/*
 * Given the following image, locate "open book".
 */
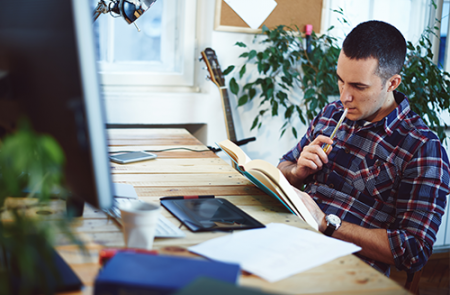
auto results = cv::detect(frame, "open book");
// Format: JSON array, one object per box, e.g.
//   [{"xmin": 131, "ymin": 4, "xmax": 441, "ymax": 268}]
[{"xmin": 217, "ymin": 140, "xmax": 319, "ymax": 231}]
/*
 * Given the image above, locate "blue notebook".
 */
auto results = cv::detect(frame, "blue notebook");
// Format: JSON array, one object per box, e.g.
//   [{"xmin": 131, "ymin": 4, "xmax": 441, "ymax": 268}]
[{"xmin": 94, "ymin": 252, "xmax": 241, "ymax": 295}]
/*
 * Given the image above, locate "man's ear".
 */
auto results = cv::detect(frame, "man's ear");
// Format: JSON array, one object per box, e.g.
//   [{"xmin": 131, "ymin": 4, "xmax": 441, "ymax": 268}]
[{"xmin": 387, "ymin": 74, "xmax": 402, "ymax": 92}]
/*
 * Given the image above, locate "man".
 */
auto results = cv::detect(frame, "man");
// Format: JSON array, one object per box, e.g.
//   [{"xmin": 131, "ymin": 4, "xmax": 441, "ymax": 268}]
[{"xmin": 278, "ymin": 20, "xmax": 450, "ymax": 275}]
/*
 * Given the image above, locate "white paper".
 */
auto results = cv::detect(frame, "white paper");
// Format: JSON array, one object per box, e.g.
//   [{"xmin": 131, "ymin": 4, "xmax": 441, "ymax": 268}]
[
  {"xmin": 224, "ymin": 0, "xmax": 277, "ymax": 29},
  {"xmin": 189, "ymin": 223, "xmax": 361, "ymax": 282}
]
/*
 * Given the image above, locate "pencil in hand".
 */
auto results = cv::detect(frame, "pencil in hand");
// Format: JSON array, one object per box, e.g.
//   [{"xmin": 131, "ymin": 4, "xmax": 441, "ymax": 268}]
[{"xmin": 323, "ymin": 108, "xmax": 348, "ymax": 153}]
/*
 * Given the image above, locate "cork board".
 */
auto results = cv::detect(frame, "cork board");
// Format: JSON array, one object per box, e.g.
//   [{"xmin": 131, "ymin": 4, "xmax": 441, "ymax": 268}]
[{"xmin": 215, "ymin": 0, "xmax": 325, "ymax": 34}]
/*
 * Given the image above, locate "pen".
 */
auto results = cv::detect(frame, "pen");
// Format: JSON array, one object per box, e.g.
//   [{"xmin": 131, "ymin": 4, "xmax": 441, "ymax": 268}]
[
  {"xmin": 159, "ymin": 195, "xmax": 215, "ymax": 200},
  {"xmin": 322, "ymin": 108, "xmax": 348, "ymax": 153}
]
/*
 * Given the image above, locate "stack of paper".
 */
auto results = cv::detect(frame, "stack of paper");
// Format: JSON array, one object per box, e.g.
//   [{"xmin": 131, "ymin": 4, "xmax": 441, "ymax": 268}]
[{"xmin": 189, "ymin": 223, "xmax": 361, "ymax": 282}]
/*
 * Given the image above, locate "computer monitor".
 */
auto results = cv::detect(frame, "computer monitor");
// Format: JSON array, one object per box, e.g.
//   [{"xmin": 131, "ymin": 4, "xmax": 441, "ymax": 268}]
[{"xmin": 0, "ymin": 0, "xmax": 114, "ymax": 212}]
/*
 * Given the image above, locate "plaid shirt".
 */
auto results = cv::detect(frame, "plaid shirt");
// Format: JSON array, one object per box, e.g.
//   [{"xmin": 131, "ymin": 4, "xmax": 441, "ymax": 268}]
[{"xmin": 280, "ymin": 91, "xmax": 449, "ymax": 275}]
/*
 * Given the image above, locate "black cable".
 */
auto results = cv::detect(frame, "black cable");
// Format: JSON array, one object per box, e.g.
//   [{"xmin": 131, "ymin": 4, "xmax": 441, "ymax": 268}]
[
  {"xmin": 109, "ymin": 147, "xmax": 211, "ymax": 154},
  {"xmin": 109, "ymin": 137, "xmax": 255, "ymax": 154}
]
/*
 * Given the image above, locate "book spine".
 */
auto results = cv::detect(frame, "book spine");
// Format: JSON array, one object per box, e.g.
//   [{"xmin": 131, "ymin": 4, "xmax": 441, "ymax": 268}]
[{"xmin": 94, "ymin": 282, "xmax": 172, "ymax": 295}]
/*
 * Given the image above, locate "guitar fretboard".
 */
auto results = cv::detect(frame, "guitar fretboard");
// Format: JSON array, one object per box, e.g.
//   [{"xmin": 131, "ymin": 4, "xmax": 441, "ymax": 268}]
[{"xmin": 220, "ymin": 88, "xmax": 237, "ymax": 142}]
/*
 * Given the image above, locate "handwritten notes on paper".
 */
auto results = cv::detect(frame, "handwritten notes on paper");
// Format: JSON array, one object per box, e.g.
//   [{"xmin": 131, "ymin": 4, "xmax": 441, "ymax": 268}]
[{"xmin": 189, "ymin": 223, "xmax": 361, "ymax": 282}]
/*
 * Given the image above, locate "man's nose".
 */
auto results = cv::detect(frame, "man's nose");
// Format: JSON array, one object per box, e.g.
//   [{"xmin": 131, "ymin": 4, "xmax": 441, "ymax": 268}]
[{"xmin": 340, "ymin": 85, "xmax": 353, "ymax": 102}]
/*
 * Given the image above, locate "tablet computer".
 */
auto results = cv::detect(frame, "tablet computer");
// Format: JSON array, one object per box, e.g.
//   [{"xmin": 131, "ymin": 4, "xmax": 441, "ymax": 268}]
[
  {"xmin": 110, "ymin": 151, "xmax": 157, "ymax": 164},
  {"xmin": 160, "ymin": 196, "xmax": 265, "ymax": 232}
]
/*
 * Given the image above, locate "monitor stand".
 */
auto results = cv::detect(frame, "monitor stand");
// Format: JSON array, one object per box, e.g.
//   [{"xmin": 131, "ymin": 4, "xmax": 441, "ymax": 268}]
[{"xmin": 66, "ymin": 195, "xmax": 85, "ymax": 217}]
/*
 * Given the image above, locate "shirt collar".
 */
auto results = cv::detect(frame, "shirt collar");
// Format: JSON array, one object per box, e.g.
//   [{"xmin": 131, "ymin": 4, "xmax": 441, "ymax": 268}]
[
  {"xmin": 383, "ymin": 91, "xmax": 410, "ymax": 136},
  {"xmin": 353, "ymin": 91, "xmax": 410, "ymax": 135}
]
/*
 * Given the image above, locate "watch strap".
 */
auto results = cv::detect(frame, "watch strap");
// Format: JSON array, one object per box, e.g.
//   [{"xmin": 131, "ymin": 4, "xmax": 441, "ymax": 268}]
[{"xmin": 324, "ymin": 223, "xmax": 336, "ymax": 237}]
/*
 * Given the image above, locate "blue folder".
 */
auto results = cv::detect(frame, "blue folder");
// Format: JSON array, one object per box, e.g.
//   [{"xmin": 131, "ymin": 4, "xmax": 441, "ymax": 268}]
[{"xmin": 94, "ymin": 252, "xmax": 241, "ymax": 295}]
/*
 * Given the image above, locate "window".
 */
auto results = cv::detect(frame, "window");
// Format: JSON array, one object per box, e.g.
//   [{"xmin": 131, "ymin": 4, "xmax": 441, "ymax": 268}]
[
  {"xmin": 322, "ymin": 0, "xmax": 432, "ymax": 46},
  {"xmin": 438, "ymin": 0, "xmax": 450, "ymax": 69},
  {"xmin": 92, "ymin": 0, "xmax": 197, "ymax": 91}
]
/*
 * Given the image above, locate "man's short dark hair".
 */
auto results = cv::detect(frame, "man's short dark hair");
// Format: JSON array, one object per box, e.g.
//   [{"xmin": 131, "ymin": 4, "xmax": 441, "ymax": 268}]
[{"xmin": 342, "ymin": 20, "xmax": 406, "ymax": 83}]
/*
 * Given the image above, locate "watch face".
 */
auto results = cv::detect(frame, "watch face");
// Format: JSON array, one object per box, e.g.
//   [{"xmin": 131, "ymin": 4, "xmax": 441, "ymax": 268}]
[{"xmin": 326, "ymin": 214, "xmax": 341, "ymax": 225}]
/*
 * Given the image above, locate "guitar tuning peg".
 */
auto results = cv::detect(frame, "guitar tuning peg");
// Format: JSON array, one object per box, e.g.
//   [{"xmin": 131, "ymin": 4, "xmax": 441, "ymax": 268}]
[
  {"xmin": 202, "ymin": 67, "xmax": 207, "ymax": 70},
  {"xmin": 205, "ymin": 76, "xmax": 211, "ymax": 81},
  {"xmin": 198, "ymin": 56, "xmax": 203, "ymax": 61}
]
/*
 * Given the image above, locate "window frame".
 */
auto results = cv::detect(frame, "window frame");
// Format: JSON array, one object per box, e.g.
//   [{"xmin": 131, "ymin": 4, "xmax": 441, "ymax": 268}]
[{"xmin": 96, "ymin": 0, "xmax": 198, "ymax": 92}]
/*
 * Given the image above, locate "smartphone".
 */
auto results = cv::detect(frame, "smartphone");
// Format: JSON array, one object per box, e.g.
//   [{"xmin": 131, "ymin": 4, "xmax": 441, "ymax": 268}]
[{"xmin": 109, "ymin": 151, "xmax": 157, "ymax": 164}]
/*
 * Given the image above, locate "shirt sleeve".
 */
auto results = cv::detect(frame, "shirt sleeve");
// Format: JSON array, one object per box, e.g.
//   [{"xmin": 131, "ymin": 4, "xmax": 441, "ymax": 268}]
[{"xmin": 388, "ymin": 138, "xmax": 450, "ymax": 273}]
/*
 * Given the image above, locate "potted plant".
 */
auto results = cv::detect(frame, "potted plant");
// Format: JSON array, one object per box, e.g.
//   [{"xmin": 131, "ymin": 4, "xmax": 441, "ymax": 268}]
[
  {"xmin": 226, "ymin": 16, "xmax": 450, "ymax": 143},
  {"xmin": 0, "ymin": 120, "xmax": 80, "ymax": 295},
  {"xmin": 224, "ymin": 23, "xmax": 341, "ymax": 139}
]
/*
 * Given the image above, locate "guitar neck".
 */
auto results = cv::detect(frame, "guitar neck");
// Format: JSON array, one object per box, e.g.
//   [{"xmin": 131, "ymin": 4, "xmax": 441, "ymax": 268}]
[{"xmin": 220, "ymin": 87, "xmax": 237, "ymax": 142}]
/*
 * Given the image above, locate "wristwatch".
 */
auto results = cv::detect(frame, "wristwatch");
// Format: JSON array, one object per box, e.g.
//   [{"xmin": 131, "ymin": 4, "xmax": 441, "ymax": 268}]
[{"xmin": 324, "ymin": 214, "xmax": 341, "ymax": 237}]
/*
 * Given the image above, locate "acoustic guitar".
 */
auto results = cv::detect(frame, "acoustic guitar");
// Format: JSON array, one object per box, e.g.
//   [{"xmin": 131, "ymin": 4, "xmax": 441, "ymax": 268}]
[{"xmin": 200, "ymin": 47, "xmax": 255, "ymax": 148}]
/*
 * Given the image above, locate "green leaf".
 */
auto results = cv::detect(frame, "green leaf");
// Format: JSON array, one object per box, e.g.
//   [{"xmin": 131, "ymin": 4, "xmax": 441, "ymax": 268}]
[
  {"xmin": 271, "ymin": 101, "xmax": 278, "ymax": 116},
  {"xmin": 266, "ymin": 87, "xmax": 274, "ymax": 99},
  {"xmin": 235, "ymin": 42, "xmax": 247, "ymax": 48},
  {"xmin": 222, "ymin": 65, "xmax": 235, "ymax": 76},
  {"xmin": 304, "ymin": 88, "xmax": 316, "ymax": 99},
  {"xmin": 239, "ymin": 64, "xmax": 247, "ymax": 79},
  {"xmin": 249, "ymin": 88, "xmax": 257, "ymax": 100},
  {"xmin": 284, "ymin": 105, "xmax": 294, "ymax": 119},
  {"xmin": 276, "ymin": 91, "xmax": 288, "ymax": 101},
  {"xmin": 250, "ymin": 116, "xmax": 259, "ymax": 130},
  {"xmin": 238, "ymin": 94, "xmax": 249, "ymax": 106},
  {"xmin": 229, "ymin": 78, "xmax": 239, "ymax": 95},
  {"xmin": 292, "ymin": 127, "xmax": 298, "ymax": 139}
]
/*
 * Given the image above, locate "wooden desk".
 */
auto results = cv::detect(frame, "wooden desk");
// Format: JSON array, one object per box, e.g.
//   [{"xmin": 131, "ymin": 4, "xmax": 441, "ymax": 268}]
[{"xmin": 59, "ymin": 128, "xmax": 409, "ymax": 295}]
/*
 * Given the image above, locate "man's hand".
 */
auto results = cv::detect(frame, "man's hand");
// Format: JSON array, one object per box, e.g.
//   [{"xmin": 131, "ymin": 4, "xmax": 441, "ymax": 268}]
[{"xmin": 278, "ymin": 135, "xmax": 333, "ymax": 187}]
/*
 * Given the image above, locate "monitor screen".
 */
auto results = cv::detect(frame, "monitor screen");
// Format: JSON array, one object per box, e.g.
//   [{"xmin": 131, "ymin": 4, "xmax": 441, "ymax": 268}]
[{"xmin": 0, "ymin": 0, "xmax": 114, "ymax": 211}]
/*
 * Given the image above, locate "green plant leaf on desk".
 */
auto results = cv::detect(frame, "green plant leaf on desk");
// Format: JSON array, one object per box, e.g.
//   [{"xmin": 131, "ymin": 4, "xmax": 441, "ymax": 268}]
[
  {"xmin": 0, "ymin": 119, "xmax": 82, "ymax": 295},
  {"xmin": 0, "ymin": 120, "xmax": 65, "ymax": 206}
]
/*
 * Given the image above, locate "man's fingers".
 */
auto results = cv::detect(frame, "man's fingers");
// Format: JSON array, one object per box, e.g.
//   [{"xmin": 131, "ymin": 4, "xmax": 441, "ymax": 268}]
[
  {"xmin": 311, "ymin": 135, "xmax": 333, "ymax": 146},
  {"xmin": 299, "ymin": 151, "xmax": 322, "ymax": 170}
]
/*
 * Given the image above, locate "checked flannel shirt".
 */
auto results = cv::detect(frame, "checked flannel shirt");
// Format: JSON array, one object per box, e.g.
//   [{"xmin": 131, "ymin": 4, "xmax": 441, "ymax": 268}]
[{"xmin": 280, "ymin": 91, "xmax": 450, "ymax": 275}]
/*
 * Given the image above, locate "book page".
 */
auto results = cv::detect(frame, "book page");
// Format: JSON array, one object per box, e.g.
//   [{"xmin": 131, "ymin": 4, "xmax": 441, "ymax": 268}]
[
  {"xmin": 244, "ymin": 160, "xmax": 319, "ymax": 231},
  {"xmin": 217, "ymin": 140, "xmax": 252, "ymax": 167}
]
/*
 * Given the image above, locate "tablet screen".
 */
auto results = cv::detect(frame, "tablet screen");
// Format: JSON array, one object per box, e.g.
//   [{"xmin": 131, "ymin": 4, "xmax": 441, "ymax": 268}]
[{"xmin": 161, "ymin": 198, "xmax": 265, "ymax": 232}]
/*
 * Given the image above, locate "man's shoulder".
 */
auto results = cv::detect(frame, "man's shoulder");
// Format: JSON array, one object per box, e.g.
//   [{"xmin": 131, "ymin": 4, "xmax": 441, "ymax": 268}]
[
  {"xmin": 401, "ymin": 110, "xmax": 439, "ymax": 142},
  {"xmin": 393, "ymin": 92, "xmax": 439, "ymax": 142},
  {"xmin": 398, "ymin": 110, "xmax": 449, "ymax": 166}
]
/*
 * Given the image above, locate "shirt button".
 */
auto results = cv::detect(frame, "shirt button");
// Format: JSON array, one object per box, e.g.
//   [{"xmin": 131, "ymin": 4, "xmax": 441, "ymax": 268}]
[
  {"xmin": 345, "ymin": 148, "xmax": 350, "ymax": 153},
  {"xmin": 328, "ymin": 183, "xmax": 334, "ymax": 189}
]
